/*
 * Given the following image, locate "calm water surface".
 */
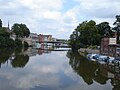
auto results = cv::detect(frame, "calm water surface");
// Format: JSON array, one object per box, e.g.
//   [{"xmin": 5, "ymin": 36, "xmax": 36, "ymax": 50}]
[{"xmin": 0, "ymin": 48, "xmax": 119, "ymax": 90}]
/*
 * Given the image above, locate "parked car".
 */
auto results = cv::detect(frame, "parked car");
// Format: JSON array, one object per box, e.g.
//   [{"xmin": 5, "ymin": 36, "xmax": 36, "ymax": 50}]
[
  {"xmin": 87, "ymin": 54, "xmax": 98, "ymax": 61},
  {"xmin": 87, "ymin": 54, "xmax": 115, "ymax": 63},
  {"xmin": 112, "ymin": 59, "xmax": 120, "ymax": 66}
]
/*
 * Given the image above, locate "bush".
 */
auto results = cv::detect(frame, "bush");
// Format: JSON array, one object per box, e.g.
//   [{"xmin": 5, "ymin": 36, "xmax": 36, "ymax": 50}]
[
  {"xmin": 0, "ymin": 36, "xmax": 6, "ymax": 46},
  {"xmin": 7, "ymin": 38, "xmax": 15, "ymax": 47},
  {"xmin": 15, "ymin": 39, "xmax": 22, "ymax": 47}
]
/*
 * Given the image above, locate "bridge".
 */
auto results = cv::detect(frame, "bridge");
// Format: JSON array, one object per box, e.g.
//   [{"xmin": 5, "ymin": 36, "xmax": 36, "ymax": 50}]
[
  {"xmin": 38, "ymin": 40, "xmax": 69, "ymax": 48},
  {"xmin": 41, "ymin": 41, "xmax": 64, "ymax": 43}
]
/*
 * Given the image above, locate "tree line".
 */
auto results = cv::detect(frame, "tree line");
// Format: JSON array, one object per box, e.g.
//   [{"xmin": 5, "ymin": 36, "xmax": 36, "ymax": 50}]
[
  {"xmin": 0, "ymin": 19, "xmax": 30, "ymax": 47},
  {"xmin": 69, "ymin": 15, "xmax": 120, "ymax": 51}
]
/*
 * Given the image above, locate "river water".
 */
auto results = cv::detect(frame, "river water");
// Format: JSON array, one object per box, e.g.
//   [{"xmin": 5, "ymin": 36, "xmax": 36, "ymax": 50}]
[{"xmin": 0, "ymin": 47, "xmax": 119, "ymax": 90}]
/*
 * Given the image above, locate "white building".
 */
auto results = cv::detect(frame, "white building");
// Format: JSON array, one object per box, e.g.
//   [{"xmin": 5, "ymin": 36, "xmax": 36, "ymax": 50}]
[
  {"xmin": 21, "ymin": 33, "xmax": 40, "ymax": 48},
  {"xmin": 27, "ymin": 33, "xmax": 40, "ymax": 47}
]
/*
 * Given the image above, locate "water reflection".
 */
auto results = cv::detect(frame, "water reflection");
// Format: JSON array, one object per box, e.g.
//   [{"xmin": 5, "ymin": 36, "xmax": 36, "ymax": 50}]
[
  {"xmin": 0, "ymin": 47, "xmax": 73, "ymax": 90},
  {"xmin": 67, "ymin": 51, "xmax": 99, "ymax": 85},
  {"xmin": 1, "ymin": 48, "xmax": 120, "ymax": 90},
  {"xmin": 0, "ymin": 47, "xmax": 67, "ymax": 68},
  {"xmin": 11, "ymin": 55, "xmax": 29, "ymax": 68},
  {"xmin": 67, "ymin": 51, "xmax": 120, "ymax": 90},
  {"xmin": 0, "ymin": 47, "xmax": 30, "ymax": 68},
  {"xmin": 0, "ymin": 48, "xmax": 14, "ymax": 68}
]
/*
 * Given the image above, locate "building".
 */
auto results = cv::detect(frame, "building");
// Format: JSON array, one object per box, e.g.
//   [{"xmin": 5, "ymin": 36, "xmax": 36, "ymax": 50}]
[
  {"xmin": 38, "ymin": 34, "xmax": 53, "ymax": 49},
  {"xmin": 21, "ymin": 37, "xmax": 32, "ymax": 46},
  {"xmin": 100, "ymin": 37, "xmax": 120, "ymax": 57},
  {"xmin": 38, "ymin": 34, "xmax": 44, "ymax": 43},
  {"xmin": 22, "ymin": 33, "xmax": 40, "ymax": 48},
  {"xmin": 38, "ymin": 34, "xmax": 52, "ymax": 43},
  {"xmin": 29, "ymin": 33, "xmax": 40, "ymax": 47}
]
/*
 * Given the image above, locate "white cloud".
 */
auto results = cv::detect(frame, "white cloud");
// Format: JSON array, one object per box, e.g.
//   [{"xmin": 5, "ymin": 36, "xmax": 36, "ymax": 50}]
[
  {"xmin": 42, "ymin": 11, "xmax": 61, "ymax": 20},
  {"xmin": 75, "ymin": 0, "xmax": 120, "ymax": 18},
  {"xmin": 0, "ymin": 0, "xmax": 120, "ymax": 39}
]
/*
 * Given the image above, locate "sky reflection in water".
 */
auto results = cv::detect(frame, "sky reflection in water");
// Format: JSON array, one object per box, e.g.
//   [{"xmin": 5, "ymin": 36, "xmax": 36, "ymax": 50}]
[{"xmin": 0, "ymin": 48, "xmax": 114, "ymax": 90}]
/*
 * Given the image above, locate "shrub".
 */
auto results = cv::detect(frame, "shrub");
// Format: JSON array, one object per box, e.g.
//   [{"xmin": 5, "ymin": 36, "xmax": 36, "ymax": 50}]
[
  {"xmin": 15, "ymin": 39, "xmax": 22, "ymax": 47},
  {"xmin": 7, "ymin": 38, "xmax": 15, "ymax": 47}
]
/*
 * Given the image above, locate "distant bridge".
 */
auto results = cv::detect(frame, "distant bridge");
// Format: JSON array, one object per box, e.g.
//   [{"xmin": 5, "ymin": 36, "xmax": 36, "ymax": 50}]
[
  {"xmin": 39, "ymin": 41, "xmax": 69, "ymax": 47},
  {"xmin": 41, "ymin": 41, "xmax": 63, "ymax": 43}
]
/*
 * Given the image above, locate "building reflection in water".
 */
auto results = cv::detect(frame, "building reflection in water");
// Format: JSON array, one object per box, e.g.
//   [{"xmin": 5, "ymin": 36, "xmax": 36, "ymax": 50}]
[{"xmin": 66, "ymin": 51, "xmax": 120, "ymax": 90}]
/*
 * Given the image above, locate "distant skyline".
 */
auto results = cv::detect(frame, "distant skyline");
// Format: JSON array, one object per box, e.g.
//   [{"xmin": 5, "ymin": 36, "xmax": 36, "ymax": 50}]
[{"xmin": 0, "ymin": 0, "xmax": 120, "ymax": 39}]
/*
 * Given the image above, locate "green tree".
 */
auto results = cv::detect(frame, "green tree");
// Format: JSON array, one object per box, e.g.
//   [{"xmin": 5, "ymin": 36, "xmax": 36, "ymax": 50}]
[
  {"xmin": 12, "ymin": 23, "xmax": 30, "ymax": 38},
  {"xmin": 0, "ymin": 27, "xmax": 11, "ymax": 47},
  {"xmin": 0, "ymin": 19, "xmax": 2, "ymax": 28},
  {"xmin": 0, "ymin": 36, "xmax": 6, "ymax": 46},
  {"xmin": 20, "ymin": 24, "xmax": 30, "ymax": 37},
  {"xmin": 83, "ymin": 21, "xmax": 98, "ymax": 44},
  {"xmin": 0, "ymin": 27, "xmax": 10, "ymax": 38},
  {"xmin": 79, "ymin": 20, "xmax": 99, "ymax": 45},
  {"xmin": 15, "ymin": 39, "xmax": 22, "ymax": 47},
  {"xmin": 97, "ymin": 22, "xmax": 113, "ymax": 37},
  {"xmin": 113, "ymin": 15, "xmax": 120, "ymax": 41},
  {"xmin": 7, "ymin": 38, "xmax": 15, "ymax": 47},
  {"xmin": 69, "ymin": 20, "xmax": 114, "ymax": 50},
  {"xmin": 69, "ymin": 21, "xmax": 87, "ymax": 51}
]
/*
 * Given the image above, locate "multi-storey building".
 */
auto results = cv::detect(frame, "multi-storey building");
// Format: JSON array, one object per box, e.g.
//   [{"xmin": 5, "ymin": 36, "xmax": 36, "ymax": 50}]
[
  {"xmin": 22, "ymin": 33, "xmax": 40, "ymax": 48},
  {"xmin": 28, "ymin": 33, "xmax": 39, "ymax": 47},
  {"xmin": 38, "ymin": 34, "xmax": 52, "ymax": 43},
  {"xmin": 100, "ymin": 37, "xmax": 120, "ymax": 57},
  {"xmin": 38, "ymin": 34, "xmax": 53, "ymax": 49}
]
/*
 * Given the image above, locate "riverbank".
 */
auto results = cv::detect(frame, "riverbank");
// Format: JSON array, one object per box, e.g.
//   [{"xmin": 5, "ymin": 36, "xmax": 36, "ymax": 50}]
[{"xmin": 78, "ymin": 48, "xmax": 100, "ymax": 54}]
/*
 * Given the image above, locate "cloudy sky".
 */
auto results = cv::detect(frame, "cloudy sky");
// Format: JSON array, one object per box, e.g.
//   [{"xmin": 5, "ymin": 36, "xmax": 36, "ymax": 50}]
[{"xmin": 0, "ymin": 0, "xmax": 120, "ymax": 39}]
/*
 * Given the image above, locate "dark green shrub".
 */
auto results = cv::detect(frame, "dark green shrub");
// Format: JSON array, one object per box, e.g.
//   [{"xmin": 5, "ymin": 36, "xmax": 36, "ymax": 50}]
[
  {"xmin": 15, "ymin": 39, "xmax": 22, "ymax": 47},
  {"xmin": 6, "ymin": 38, "xmax": 15, "ymax": 47}
]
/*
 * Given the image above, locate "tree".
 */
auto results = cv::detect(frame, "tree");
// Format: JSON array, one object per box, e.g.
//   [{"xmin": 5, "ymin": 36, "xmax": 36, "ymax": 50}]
[
  {"xmin": 113, "ymin": 15, "xmax": 120, "ymax": 41},
  {"xmin": 0, "ymin": 36, "xmax": 6, "ymax": 46},
  {"xmin": 12, "ymin": 23, "xmax": 30, "ymax": 38},
  {"xmin": 0, "ymin": 27, "xmax": 10, "ymax": 38},
  {"xmin": 15, "ymin": 39, "xmax": 22, "ymax": 47},
  {"xmin": 0, "ymin": 19, "xmax": 2, "ymax": 28},
  {"xmin": 78, "ymin": 20, "xmax": 100, "ymax": 46},
  {"xmin": 69, "ymin": 21, "xmax": 88, "ymax": 51},
  {"xmin": 7, "ymin": 38, "xmax": 15, "ymax": 47},
  {"xmin": 97, "ymin": 22, "xmax": 113, "ymax": 37},
  {"xmin": 69, "ymin": 20, "xmax": 103, "ymax": 50},
  {"xmin": 0, "ymin": 27, "xmax": 11, "ymax": 47},
  {"xmin": 20, "ymin": 24, "xmax": 30, "ymax": 37},
  {"xmin": 69, "ymin": 19, "xmax": 116, "ymax": 50}
]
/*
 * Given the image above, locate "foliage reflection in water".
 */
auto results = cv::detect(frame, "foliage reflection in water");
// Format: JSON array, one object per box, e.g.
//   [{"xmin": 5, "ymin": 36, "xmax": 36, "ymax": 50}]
[
  {"xmin": 67, "ymin": 51, "xmax": 120, "ymax": 90},
  {"xmin": 0, "ymin": 47, "xmax": 29, "ymax": 68},
  {"xmin": 0, "ymin": 48, "xmax": 120, "ymax": 90}
]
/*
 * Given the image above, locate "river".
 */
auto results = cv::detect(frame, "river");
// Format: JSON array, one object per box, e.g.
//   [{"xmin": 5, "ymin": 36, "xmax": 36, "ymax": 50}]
[{"xmin": 0, "ymin": 47, "xmax": 119, "ymax": 90}]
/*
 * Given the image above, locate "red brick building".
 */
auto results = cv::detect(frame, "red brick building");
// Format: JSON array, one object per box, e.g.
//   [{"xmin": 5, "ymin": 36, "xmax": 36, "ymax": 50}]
[
  {"xmin": 38, "ymin": 34, "xmax": 52, "ymax": 43},
  {"xmin": 100, "ymin": 38, "xmax": 120, "ymax": 57}
]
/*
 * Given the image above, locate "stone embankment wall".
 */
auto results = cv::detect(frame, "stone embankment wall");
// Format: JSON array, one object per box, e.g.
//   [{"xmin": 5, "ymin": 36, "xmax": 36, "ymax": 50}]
[{"xmin": 78, "ymin": 48, "xmax": 100, "ymax": 54}]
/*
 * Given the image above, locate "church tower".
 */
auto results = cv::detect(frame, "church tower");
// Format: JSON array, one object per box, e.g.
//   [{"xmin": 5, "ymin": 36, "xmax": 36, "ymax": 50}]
[{"xmin": 8, "ymin": 21, "xmax": 10, "ymax": 30}]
